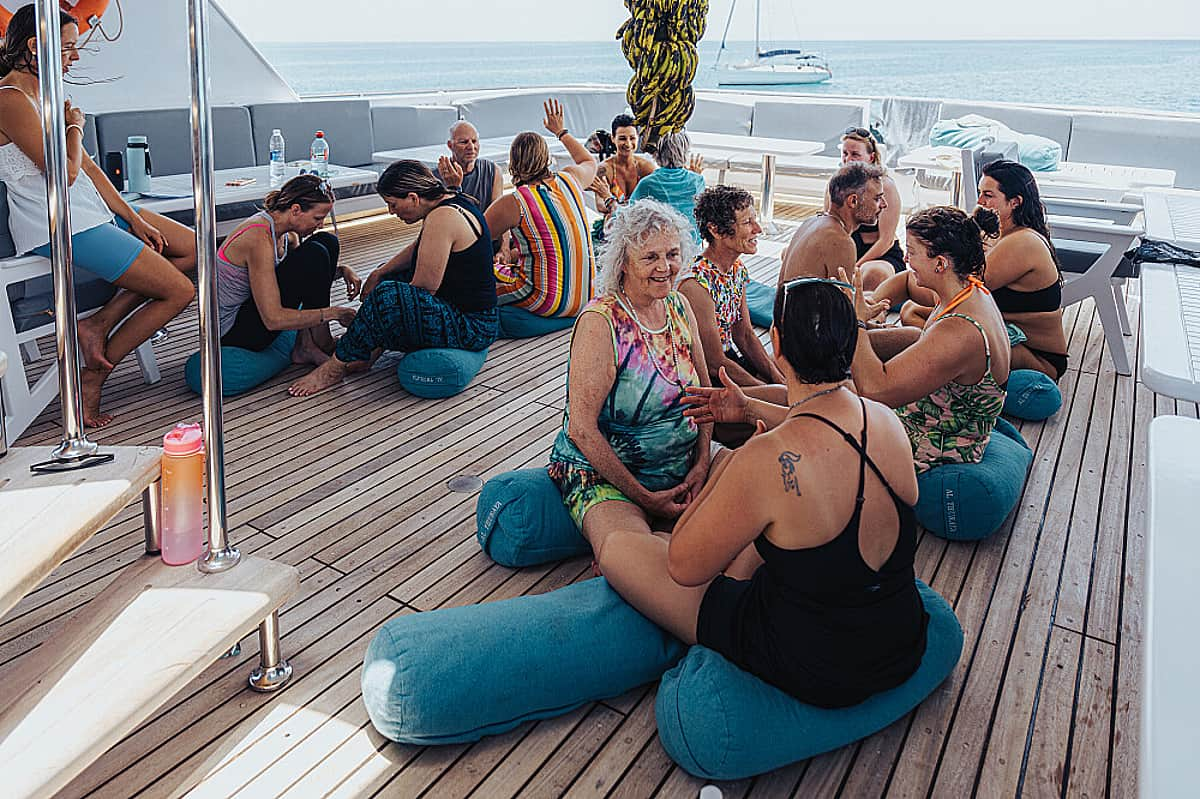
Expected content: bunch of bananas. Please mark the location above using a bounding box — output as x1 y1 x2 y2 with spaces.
617 0 708 149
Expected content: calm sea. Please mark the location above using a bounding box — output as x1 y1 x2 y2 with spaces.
258 39 1200 115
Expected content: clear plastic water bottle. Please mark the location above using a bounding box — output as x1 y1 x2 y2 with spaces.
268 128 286 186
160 423 205 566
310 130 329 178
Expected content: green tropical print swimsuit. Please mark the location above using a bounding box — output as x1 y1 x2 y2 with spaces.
896 313 1007 473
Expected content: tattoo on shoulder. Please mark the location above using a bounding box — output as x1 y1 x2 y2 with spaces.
778 451 803 496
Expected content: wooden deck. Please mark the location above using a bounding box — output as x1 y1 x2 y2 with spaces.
6 203 1179 798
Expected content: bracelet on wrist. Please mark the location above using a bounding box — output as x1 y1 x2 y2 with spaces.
556 129 569 140
856 320 869 330
65 123 84 137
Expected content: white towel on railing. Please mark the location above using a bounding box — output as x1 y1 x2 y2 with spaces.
880 97 944 167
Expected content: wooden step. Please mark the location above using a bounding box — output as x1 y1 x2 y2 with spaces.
0 553 300 799
0 445 160 618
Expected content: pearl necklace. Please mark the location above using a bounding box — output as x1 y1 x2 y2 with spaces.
616 288 688 390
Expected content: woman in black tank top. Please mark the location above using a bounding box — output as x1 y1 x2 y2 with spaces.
598 281 929 707
288 160 499 397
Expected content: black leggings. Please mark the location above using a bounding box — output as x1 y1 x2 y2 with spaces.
221 231 340 351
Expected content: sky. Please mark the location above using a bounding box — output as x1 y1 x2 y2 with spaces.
218 0 1200 42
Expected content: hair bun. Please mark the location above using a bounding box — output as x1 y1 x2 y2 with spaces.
971 205 1001 237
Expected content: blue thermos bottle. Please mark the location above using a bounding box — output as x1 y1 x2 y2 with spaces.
126 136 152 193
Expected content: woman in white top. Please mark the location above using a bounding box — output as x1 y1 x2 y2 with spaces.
0 6 195 427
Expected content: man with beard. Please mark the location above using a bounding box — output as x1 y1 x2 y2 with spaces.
779 162 890 291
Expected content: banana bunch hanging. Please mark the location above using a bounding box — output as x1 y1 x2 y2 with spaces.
618 0 708 150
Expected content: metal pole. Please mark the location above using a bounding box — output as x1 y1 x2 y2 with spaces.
141 482 161 554
35 0 98 462
759 153 777 231
248 611 293 692
186 0 239 574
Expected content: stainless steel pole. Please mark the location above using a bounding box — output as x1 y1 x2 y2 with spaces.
759 153 777 231
187 0 239 574
35 0 98 462
248 610 293 692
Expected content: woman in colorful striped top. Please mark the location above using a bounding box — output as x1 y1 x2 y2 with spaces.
484 98 599 318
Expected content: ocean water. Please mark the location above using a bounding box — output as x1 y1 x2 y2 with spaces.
258 39 1200 114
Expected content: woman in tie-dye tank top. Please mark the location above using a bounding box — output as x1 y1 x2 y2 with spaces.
485 99 599 318
547 200 714 556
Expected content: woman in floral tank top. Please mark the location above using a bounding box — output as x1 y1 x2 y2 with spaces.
676 187 783 388
846 206 1010 472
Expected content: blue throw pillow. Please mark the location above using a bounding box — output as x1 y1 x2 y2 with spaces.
361 577 685 745
930 115 1062 172
477 468 589 567
498 306 576 339
914 424 1032 541
184 331 296 397
1004 369 1062 421
396 347 487 399
745 280 776 328
655 581 962 780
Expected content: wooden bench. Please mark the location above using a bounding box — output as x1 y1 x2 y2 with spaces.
0 446 300 798
1141 415 1200 798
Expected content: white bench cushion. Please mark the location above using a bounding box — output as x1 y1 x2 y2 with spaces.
750 99 870 156
1067 112 1200 190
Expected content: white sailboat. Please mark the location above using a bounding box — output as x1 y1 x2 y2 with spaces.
716 0 832 86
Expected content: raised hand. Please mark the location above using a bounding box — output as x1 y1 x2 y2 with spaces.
437 155 464 189
687 153 704 174
542 98 566 137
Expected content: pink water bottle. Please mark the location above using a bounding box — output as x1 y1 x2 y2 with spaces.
161 423 205 566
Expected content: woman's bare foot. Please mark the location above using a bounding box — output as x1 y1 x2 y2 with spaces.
291 333 331 367
288 357 349 397
80 367 114 427
77 317 114 371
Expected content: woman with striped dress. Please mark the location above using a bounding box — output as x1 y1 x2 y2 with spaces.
484 98 599 318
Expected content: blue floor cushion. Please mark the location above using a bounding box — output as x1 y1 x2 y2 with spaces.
1004 369 1063 421
914 421 1032 541
498 306 576 338
745 280 776 328
477 468 589 567
396 347 487 398
361 577 685 745
655 581 963 780
184 330 296 397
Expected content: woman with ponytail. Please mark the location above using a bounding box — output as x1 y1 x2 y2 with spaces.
846 206 1010 472
216 174 356 369
0 4 196 426
288 159 498 396
976 159 1068 379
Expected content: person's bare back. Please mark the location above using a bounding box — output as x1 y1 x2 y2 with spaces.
779 214 858 284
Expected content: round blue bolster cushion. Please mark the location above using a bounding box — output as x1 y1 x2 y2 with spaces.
396 347 488 399
361 576 686 745
477 468 589 567
745 280 777 328
184 330 296 397
655 580 963 780
914 418 1032 541
498 306 576 338
1003 369 1063 421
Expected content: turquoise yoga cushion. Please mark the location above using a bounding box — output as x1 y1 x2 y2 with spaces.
914 418 1032 541
1004 369 1063 421
361 576 685 745
656 581 963 780
497 305 576 338
184 330 296 397
745 280 776 328
396 347 488 399
477 468 589 567
930 114 1062 172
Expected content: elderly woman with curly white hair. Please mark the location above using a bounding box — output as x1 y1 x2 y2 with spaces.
547 199 714 555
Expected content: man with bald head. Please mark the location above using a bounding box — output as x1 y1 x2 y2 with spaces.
436 120 503 210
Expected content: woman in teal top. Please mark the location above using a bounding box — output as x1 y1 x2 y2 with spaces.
548 200 713 555
627 131 706 244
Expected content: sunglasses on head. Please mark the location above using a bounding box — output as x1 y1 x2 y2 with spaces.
778 276 854 320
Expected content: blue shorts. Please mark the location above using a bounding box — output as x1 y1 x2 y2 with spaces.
32 213 144 283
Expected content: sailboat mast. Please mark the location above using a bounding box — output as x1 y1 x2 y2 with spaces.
754 0 761 56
